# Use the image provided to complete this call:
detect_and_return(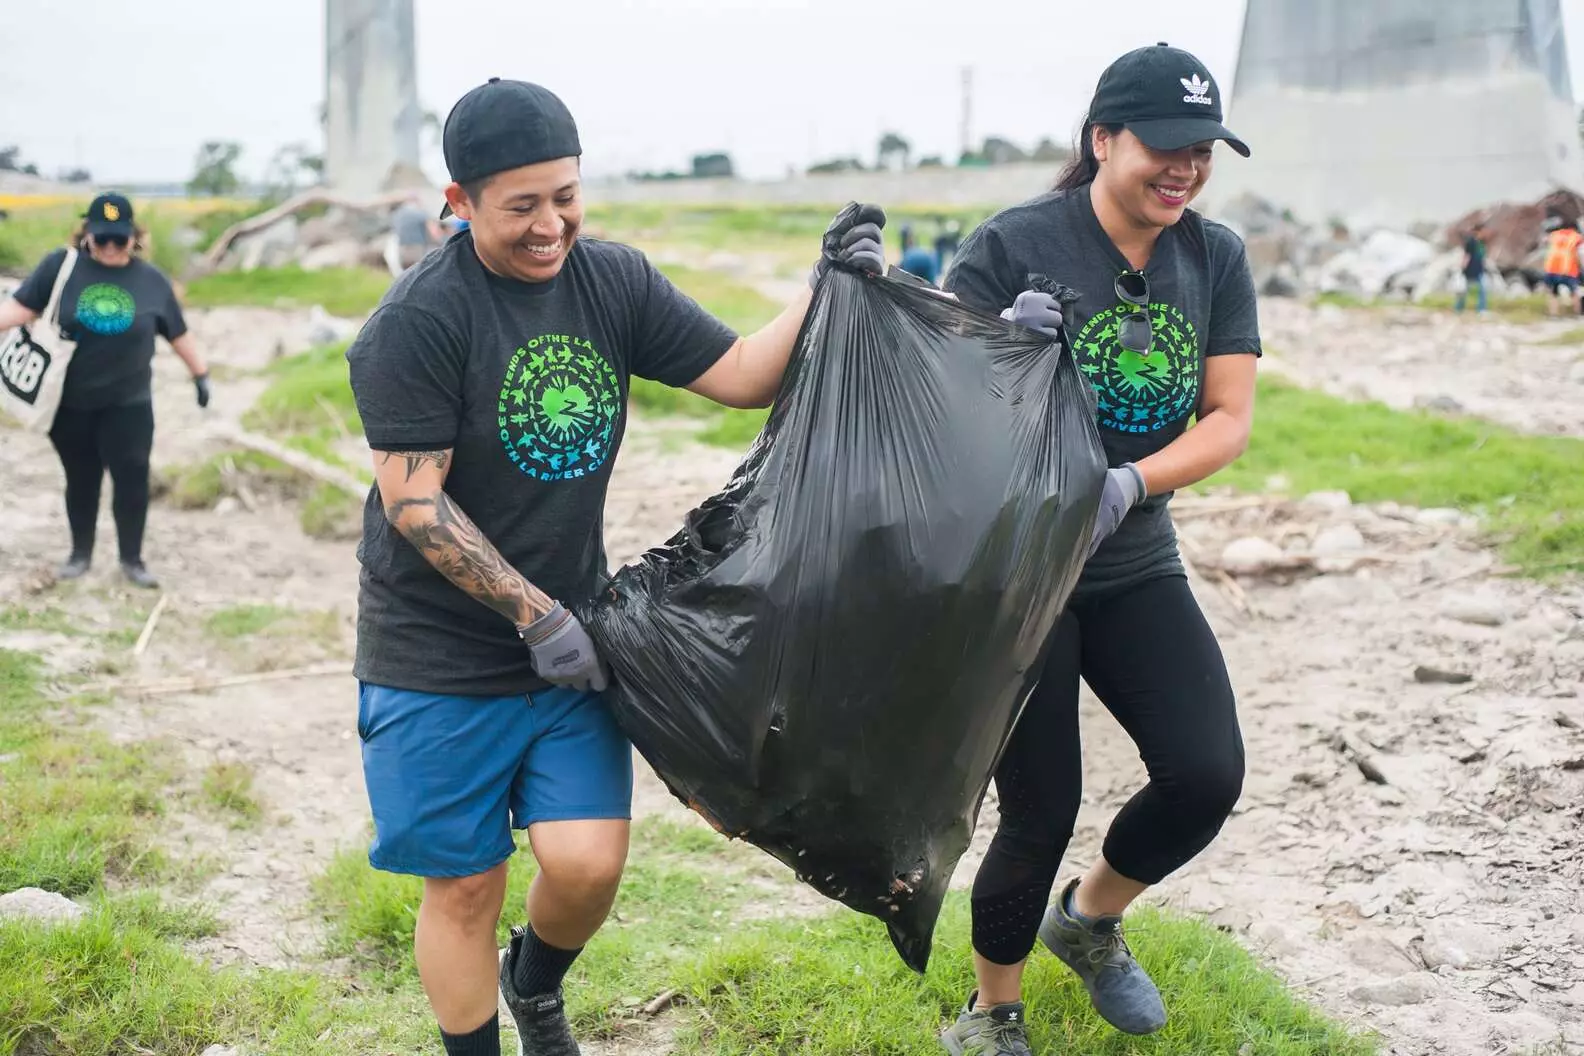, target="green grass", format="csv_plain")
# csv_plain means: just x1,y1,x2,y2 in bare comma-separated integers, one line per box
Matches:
205,604,290,638
244,341,360,438
1315,289,1555,321
1214,377,1584,570
315,817,1373,1054
588,203,990,259
1534,325,1584,345
201,762,264,826
0,605,79,636
0,650,173,896
183,266,391,317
